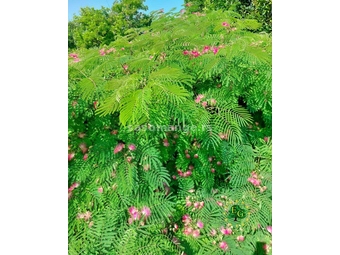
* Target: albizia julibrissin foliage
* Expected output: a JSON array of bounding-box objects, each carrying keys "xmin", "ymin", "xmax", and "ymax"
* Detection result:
[{"xmin": 68, "ymin": 9, "xmax": 272, "ymax": 255}]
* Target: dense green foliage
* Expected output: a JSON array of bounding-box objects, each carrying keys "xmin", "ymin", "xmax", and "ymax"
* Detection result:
[
  {"xmin": 184, "ymin": 0, "xmax": 272, "ymax": 32},
  {"xmin": 68, "ymin": 6, "xmax": 272, "ymax": 255}
]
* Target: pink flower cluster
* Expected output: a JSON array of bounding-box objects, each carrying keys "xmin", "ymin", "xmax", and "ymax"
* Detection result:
[
  {"xmin": 68, "ymin": 182, "xmax": 79, "ymax": 199},
  {"xmin": 163, "ymin": 138, "xmax": 171, "ymax": 147},
  {"xmin": 220, "ymin": 226, "xmax": 232, "ymax": 235},
  {"xmin": 114, "ymin": 143, "xmax": 125, "ymax": 154},
  {"xmin": 182, "ymin": 215, "xmax": 204, "ymax": 238},
  {"xmin": 266, "ymin": 225, "xmax": 272, "ymax": 234},
  {"xmin": 194, "ymin": 95, "xmax": 217, "ymax": 108},
  {"xmin": 248, "ymin": 171, "xmax": 262, "ymax": 186},
  {"xmin": 69, "ymin": 53, "xmax": 80, "ymax": 62},
  {"xmin": 195, "ymin": 94, "xmax": 204, "ymax": 103},
  {"xmin": 128, "ymin": 144, "xmax": 136, "ymax": 151},
  {"xmin": 219, "ymin": 241, "xmax": 228, "ymax": 251},
  {"xmin": 237, "ymin": 235, "xmax": 245, "ymax": 242},
  {"xmin": 128, "ymin": 206, "xmax": 151, "ymax": 224},
  {"xmin": 68, "ymin": 152, "xmax": 75, "ymax": 161},
  {"xmin": 222, "ymin": 22, "xmax": 230, "ymax": 27},
  {"xmin": 79, "ymin": 143, "xmax": 88, "ymax": 154},
  {"xmin": 99, "ymin": 48, "xmax": 116, "ymax": 56},
  {"xmin": 185, "ymin": 196, "xmax": 205, "ymax": 210},
  {"xmin": 219, "ymin": 133, "xmax": 228, "ymax": 140},
  {"xmin": 177, "ymin": 169, "xmax": 192, "ymax": 178},
  {"xmin": 77, "ymin": 211, "xmax": 92, "ymax": 221},
  {"xmin": 68, "ymin": 182, "xmax": 79, "ymax": 193},
  {"xmin": 183, "ymin": 45, "xmax": 222, "ymax": 58}
]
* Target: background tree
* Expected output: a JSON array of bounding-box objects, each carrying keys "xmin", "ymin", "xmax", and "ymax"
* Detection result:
[
  {"xmin": 71, "ymin": 7, "xmax": 115, "ymax": 49},
  {"xmin": 111, "ymin": 0, "xmax": 151, "ymax": 36},
  {"xmin": 68, "ymin": 0, "xmax": 151, "ymax": 49}
]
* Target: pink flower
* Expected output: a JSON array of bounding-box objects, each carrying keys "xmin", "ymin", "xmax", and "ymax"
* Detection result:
[
  {"xmin": 126, "ymin": 156, "xmax": 132, "ymax": 163},
  {"xmin": 123, "ymin": 64, "xmax": 128, "ymax": 70},
  {"xmin": 197, "ymin": 220, "xmax": 204, "ymax": 229},
  {"xmin": 263, "ymin": 244, "xmax": 270, "ymax": 253},
  {"xmin": 114, "ymin": 143, "xmax": 125, "ymax": 154},
  {"xmin": 128, "ymin": 144, "xmax": 136, "ymax": 151},
  {"xmin": 163, "ymin": 139, "xmax": 170, "ymax": 147},
  {"xmin": 68, "ymin": 153, "xmax": 75, "ymax": 161},
  {"xmin": 266, "ymin": 226, "xmax": 272, "ymax": 234},
  {"xmin": 69, "ymin": 53, "xmax": 78, "ymax": 58},
  {"xmin": 99, "ymin": 49, "xmax": 106, "ymax": 56},
  {"xmin": 83, "ymin": 154, "xmax": 88, "ymax": 160},
  {"xmin": 213, "ymin": 47, "xmax": 219, "ymax": 55},
  {"xmin": 210, "ymin": 98, "xmax": 217, "ymax": 105},
  {"xmin": 141, "ymin": 206, "xmax": 151, "ymax": 218},
  {"xmin": 222, "ymin": 22, "xmax": 230, "ymax": 27},
  {"xmin": 211, "ymin": 168, "xmax": 215, "ymax": 173},
  {"xmin": 199, "ymin": 201, "xmax": 204, "ymax": 208},
  {"xmin": 68, "ymin": 182, "xmax": 79, "ymax": 192},
  {"xmin": 260, "ymin": 186, "xmax": 267, "ymax": 193},
  {"xmin": 182, "ymin": 214, "xmax": 191, "ymax": 225},
  {"xmin": 191, "ymin": 50, "xmax": 200, "ymax": 58},
  {"xmin": 143, "ymin": 164, "xmax": 150, "ymax": 171},
  {"xmin": 237, "ymin": 235, "xmax": 245, "ymax": 241},
  {"xmin": 264, "ymin": 136, "xmax": 269, "ymax": 142},
  {"xmin": 73, "ymin": 58, "xmax": 80, "ymax": 62},
  {"xmin": 129, "ymin": 207, "xmax": 140, "ymax": 220},
  {"xmin": 98, "ymin": 187, "xmax": 103, "ymax": 193},
  {"xmin": 77, "ymin": 213, "xmax": 85, "ymax": 219},
  {"xmin": 79, "ymin": 143, "xmax": 88, "ymax": 154},
  {"xmin": 93, "ymin": 101, "xmax": 98, "ymax": 109},
  {"xmin": 111, "ymin": 130, "xmax": 118, "ymax": 135},
  {"xmin": 202, "ymin": 45, "xmax": 210, "ymax": 53},
  {"xmin": 210, "ymin": 229, "xmax": 217, "ymax": 236},
  {"xmin": 251, "ymin": 171, "xmax": 258, "ymax": 178},
  {"xmin": 219, "ymin": 241, "xmax": 228, "ymax": 251},
  {"xmin": 183, "ymin": 50, "xmax": 189, "ymax": 55},
  {"xmin": 129, "ymin": 206, "xmax": 138, "ymax": 215},
  {"xmin": 121, "ymin": 47, "xmax": 125, "ymax": 50},
  {"xmin": 217, "ymin": 201, "xmax": 223, "ymax": 206},
  {"xmin": 83, "ymin": 211, "xmax": 92, "ymax": 220},
  {"xmin": 194, "ymin": 94, "xmax": 204, "ymax": 103},
  {"xmin": 192, "ymin": 229, "xmax": 200, "ymax": 237},
  {"xmin": 149, "ymin": 55, "xmax": 154, "ymax": 59},
  {"xmin": 183, "ymin": 226, "xmax": 193, "ymax": 235},
  {"xmin": 201, "ymin": 101, "xmax": 207, "ymax": 107},
  {"xmin": 221, "ymin": 227, "xmax": 232, "ymax": 235},
  {"xmin": 248, "ymin": 177, "xmax": 261, "ymax": 186},
  {"xmin": 186, "ymin": 200, "xmax": 192, "ymax": 207}
]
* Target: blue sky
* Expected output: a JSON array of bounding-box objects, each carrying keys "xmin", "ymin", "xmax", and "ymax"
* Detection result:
[{"xmin": 68, "ymin": 0, "xmax": 184, "ymax": 20}]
